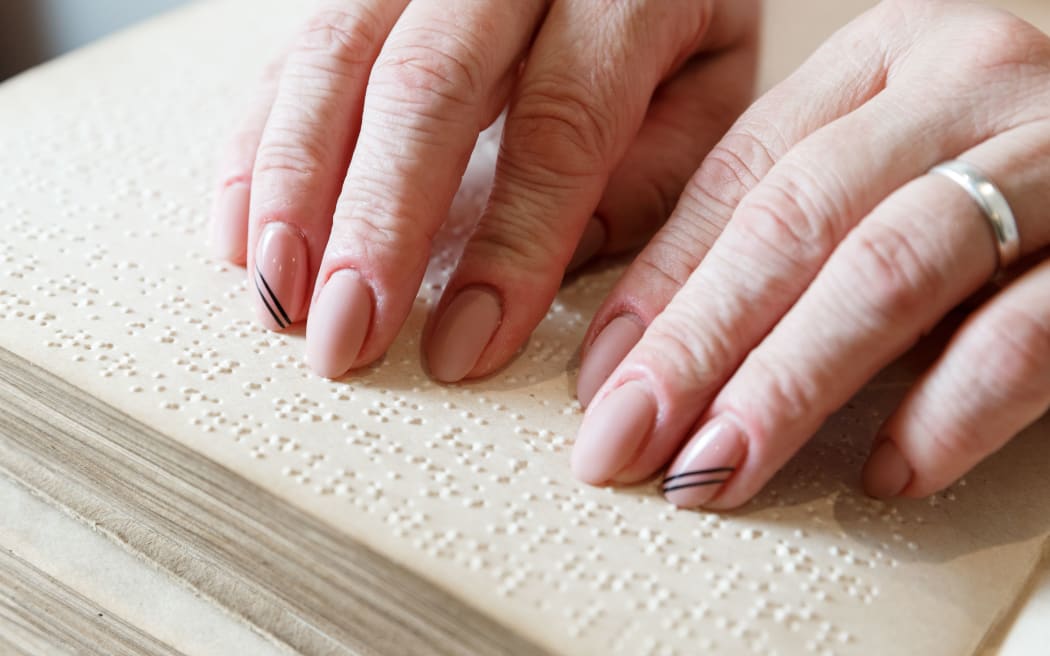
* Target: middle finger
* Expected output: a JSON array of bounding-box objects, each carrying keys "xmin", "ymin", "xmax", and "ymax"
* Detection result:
[
  {"xmin": 424, "ymin": 0, "xmax": 758, "ymax": 383},
  {"xmin": 304, "ymin": 0, "xmax": 548, "ymax": 378}
]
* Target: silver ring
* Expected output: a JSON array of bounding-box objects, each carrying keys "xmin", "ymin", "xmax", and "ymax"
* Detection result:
[{"xmin": 930, "ymin": 160, "xmax": 1021, "ymax": 269}]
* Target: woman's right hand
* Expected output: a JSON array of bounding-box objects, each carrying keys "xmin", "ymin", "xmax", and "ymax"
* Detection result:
[
  {"xmin": 570, "ymin": 0, "xmax": 1050, "ymax": 509},
  {"xmin": 209, "ymin": 0, "xmax": 759, "ymax": 380}
]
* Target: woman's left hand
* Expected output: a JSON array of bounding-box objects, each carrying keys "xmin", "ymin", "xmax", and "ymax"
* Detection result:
[
  {"xmin": 210, "ymin": 0, "xmax": 759, "ymax": 382},
  {"xmin": 571, "ymin": 0, "xmax": 1050, "ymax": 508}
]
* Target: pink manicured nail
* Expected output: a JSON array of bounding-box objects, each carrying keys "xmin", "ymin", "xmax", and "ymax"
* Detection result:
[
  {"xmin": 577, "ymin": 314, "xmax": 644, "ymax": 407},
  {"xmin": 211, "ymin": 182, "xmax": 250, "ymax": 262},
  {"xmin": 428, "ymin": 286, "xmax": 502, "ymax": 382},
  {"xmin": 253, "ymin": 222, "xmax": 308, "ymax": 331},
  {"xmin": 662, "ymin": 417, "xmax": 746, "ymax": 508},
  {"xmin": 862, "ymin": 440, "xmax": 912, "ymax": 499},
  {"xmin": 305, "ymin": 270, "xmax": 373, "ymax": 379},
  {"xmin": 566, "ymin": 217, "xmax": 607, "ymax": 273},
  {"xmin": 571, "ymin": 381, "xmax": 656, "ymax": 485}
]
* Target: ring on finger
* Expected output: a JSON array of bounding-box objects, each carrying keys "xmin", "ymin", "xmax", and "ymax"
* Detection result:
[{"xmin": 930, "ymin": 159, "xmax": 1021, "ymax": 269}]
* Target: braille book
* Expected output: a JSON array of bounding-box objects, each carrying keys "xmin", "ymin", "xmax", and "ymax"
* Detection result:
[{"xmin": 1, "ymin": 1, "xmax": 1048, "ymax": 654}]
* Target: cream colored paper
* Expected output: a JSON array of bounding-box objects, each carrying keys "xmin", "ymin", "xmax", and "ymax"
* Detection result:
[{"xmin": 1, "ymin": 1, "xmax": 1049, "ymax": 654}]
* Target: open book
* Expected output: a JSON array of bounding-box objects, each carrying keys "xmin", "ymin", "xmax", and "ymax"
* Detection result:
[{"xmin": 2, "ymin": 1, "xmax": 1048, "ymax": 654}]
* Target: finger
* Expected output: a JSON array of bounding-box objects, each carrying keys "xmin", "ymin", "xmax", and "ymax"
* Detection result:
[
  {"xmin": 572, "ymin": 6, "xmax": 1050, "ymax": 487},
  {"xmin": 863, "ymin": 259, "xmax": 1050, "ymax": 499},
  {"xmin": 248, "ymin": 2, "xmax": 408, "ymax": 331},
  {"xmin": 425, "ymin": 0, "xmax": 759, "ymax": 383},
  {"xmin": 864, "ymin": 180, "xmax": 1050, "ymax": 497},
  {"xmin": 305, "ymin": 0, "xmax": 547, "ymax": 378},
  {"xmin": 574, "ymin": 4, "xmax": 892, "ymax": 405},
  {"xmin": 428, "ymin": 0, "xmax": 713, "ymax": 382},
  {"xmin": 210, "ymin": 51, "xmax": 286, "ymax": 264},
  {"xmin": 666, "ymin": 121, "xmax": 1050, "ymax": 509},
  {"xmin": 566, "ymin": 38, "xmax": 759, "ymax": 273}
]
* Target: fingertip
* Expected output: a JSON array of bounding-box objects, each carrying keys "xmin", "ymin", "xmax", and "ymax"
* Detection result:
[
  {"xmin": 576, "ymin": 314, "xmax": 645, "ymax": 407},
  {"xmin": 569, "ymin": 444, "xmax": 606, "ymax": 486},
  {"xmin": 661, "ymin": 417, "xmax": 746, "ymax": 508},
  {"xmin": 862, "ymin": 439, "xmax": 913, "ymax": 499},
  {"xmin": 571, "ymin": 381, "xmax": 656, "ymax": 486},
  {"xmin": 426, "ymin": 287, "xmax": 503, "ymax": 383},
  {"xmin": 305, "ymin": 269, "xmax": 373, "ymax": 379},
  {"xmin": 253, "ymin": 222, "xmax": 309, "ymax": 332}
]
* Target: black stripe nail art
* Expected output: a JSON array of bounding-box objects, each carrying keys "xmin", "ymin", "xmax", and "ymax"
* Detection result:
[
  {"xmin": 661, "ymin": 467, "xmax": 735, "ymax": 494},
  {"xmin": 255, "ymin": 266, "xmax": 290, "ymax": 328},
  {"xmin": 661, "ymin": 479, "xmax": 730, "ymax": 494},
  {"xmin": 662, "ymin": 467, "xmax": 735, "ymax": 485},
  {"xmin": 254, "ymin": 273, "xmax": 286, "ymax": 329}
]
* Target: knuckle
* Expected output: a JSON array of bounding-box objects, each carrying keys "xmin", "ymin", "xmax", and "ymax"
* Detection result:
[
  {"xmin": 332, "ymin": 194, "xmax": 430, "ymax": 261},
  {"xmin": 698, "ymin": 127, "xmax": 783, "ymax": 208},
  {"xmin": 743, "ymin": 356, "xmax": 822, "ymax": 435},
  {"xmin": 841, "ymin": 219, "xmax": 943, "ymax": 324},
  {"xmin": 253, "ymin": 129, "xmax": 328, "ymax": 180},
  {"xmin": 959, "ymin": 11, "xmax": 1050, "ymax": 78},
  {"xmin": 371, "ymin": 27, "xmax": 486, "ymax": 111},
  {"xmin": 296, "ymin": 6, "xmax": 384, "ymax": 67},
  {"xmin": 506, "ymin": 74, "xmax": 619, "ymax": 177},
  {"xmin": 731, "ymin": 175, "xmax": 836, "ymax": 266},
  {"xmin": 630, "ymin": 224, "xmax": 710, "ymax": 290},
  {"xmin": 629, "ymin": 255, "xmax": 690, "ymax": 295},
  {"xmin": 642, "ymin": 312, "xmax": 732, "ymax": 397},
  {"xmin": 465, "ymin": 217, "xmax": 563, "ymax": 276}
]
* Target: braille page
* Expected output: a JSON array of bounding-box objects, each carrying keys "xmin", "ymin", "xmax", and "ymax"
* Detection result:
[{"xmin": 1, "ymin": 1, "xmax": 1048, "ymax": 654}]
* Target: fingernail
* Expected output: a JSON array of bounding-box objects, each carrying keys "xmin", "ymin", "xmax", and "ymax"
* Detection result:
[
  {"xmin": 662, "ymin": 417, "xmax": 746, "ymax": 508},
  {"xmin": 428, "ymin": 286, "xmax": 502, "ymax": 383},
  {"xmin": 566, "ymin": 217, "xmax": 607, "ymax": 273},
  {"xmin": 305, "ymin": 270, "xmax": 373, "ymax": 379},
  {"xmin": 576, "ymin": 314, "xmax": 644, "ymax": 407},
  {"xmin": 253, "ymin": 222, "xmax": 307, "ymax": 331},
  {"xmin": 862, "ymin": 439, "xmax": 912, "ymax": 499},
  {"xmin": 571, "ymin": 381, "xmax": 656, "ymax": 485},
  {"xmin": 211, "ymin": 182, "xmax": 250, "ymax": 262}
]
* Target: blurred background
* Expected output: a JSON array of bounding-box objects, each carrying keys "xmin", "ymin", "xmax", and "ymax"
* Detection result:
[{"xmin": 0, "ymin": 0, "xmax": 186, "ymax": 80}]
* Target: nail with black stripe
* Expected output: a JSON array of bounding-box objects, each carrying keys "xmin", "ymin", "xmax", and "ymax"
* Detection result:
[
  {"xmin": 662, "ymin": 417, "xmax": 746, "ymax": 508},
  {"xmin": 253, "ymin": 222, "xmax": 307, "ymax": 332}
]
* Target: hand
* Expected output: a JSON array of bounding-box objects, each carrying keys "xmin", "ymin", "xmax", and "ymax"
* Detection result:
[
  {"xmin": 209, "ymin": 0, "xmax": 759, "ymax": 380},
  {"xmin": 571, "ymin": 0, "xmax": 1050, "ymax": 508}
]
